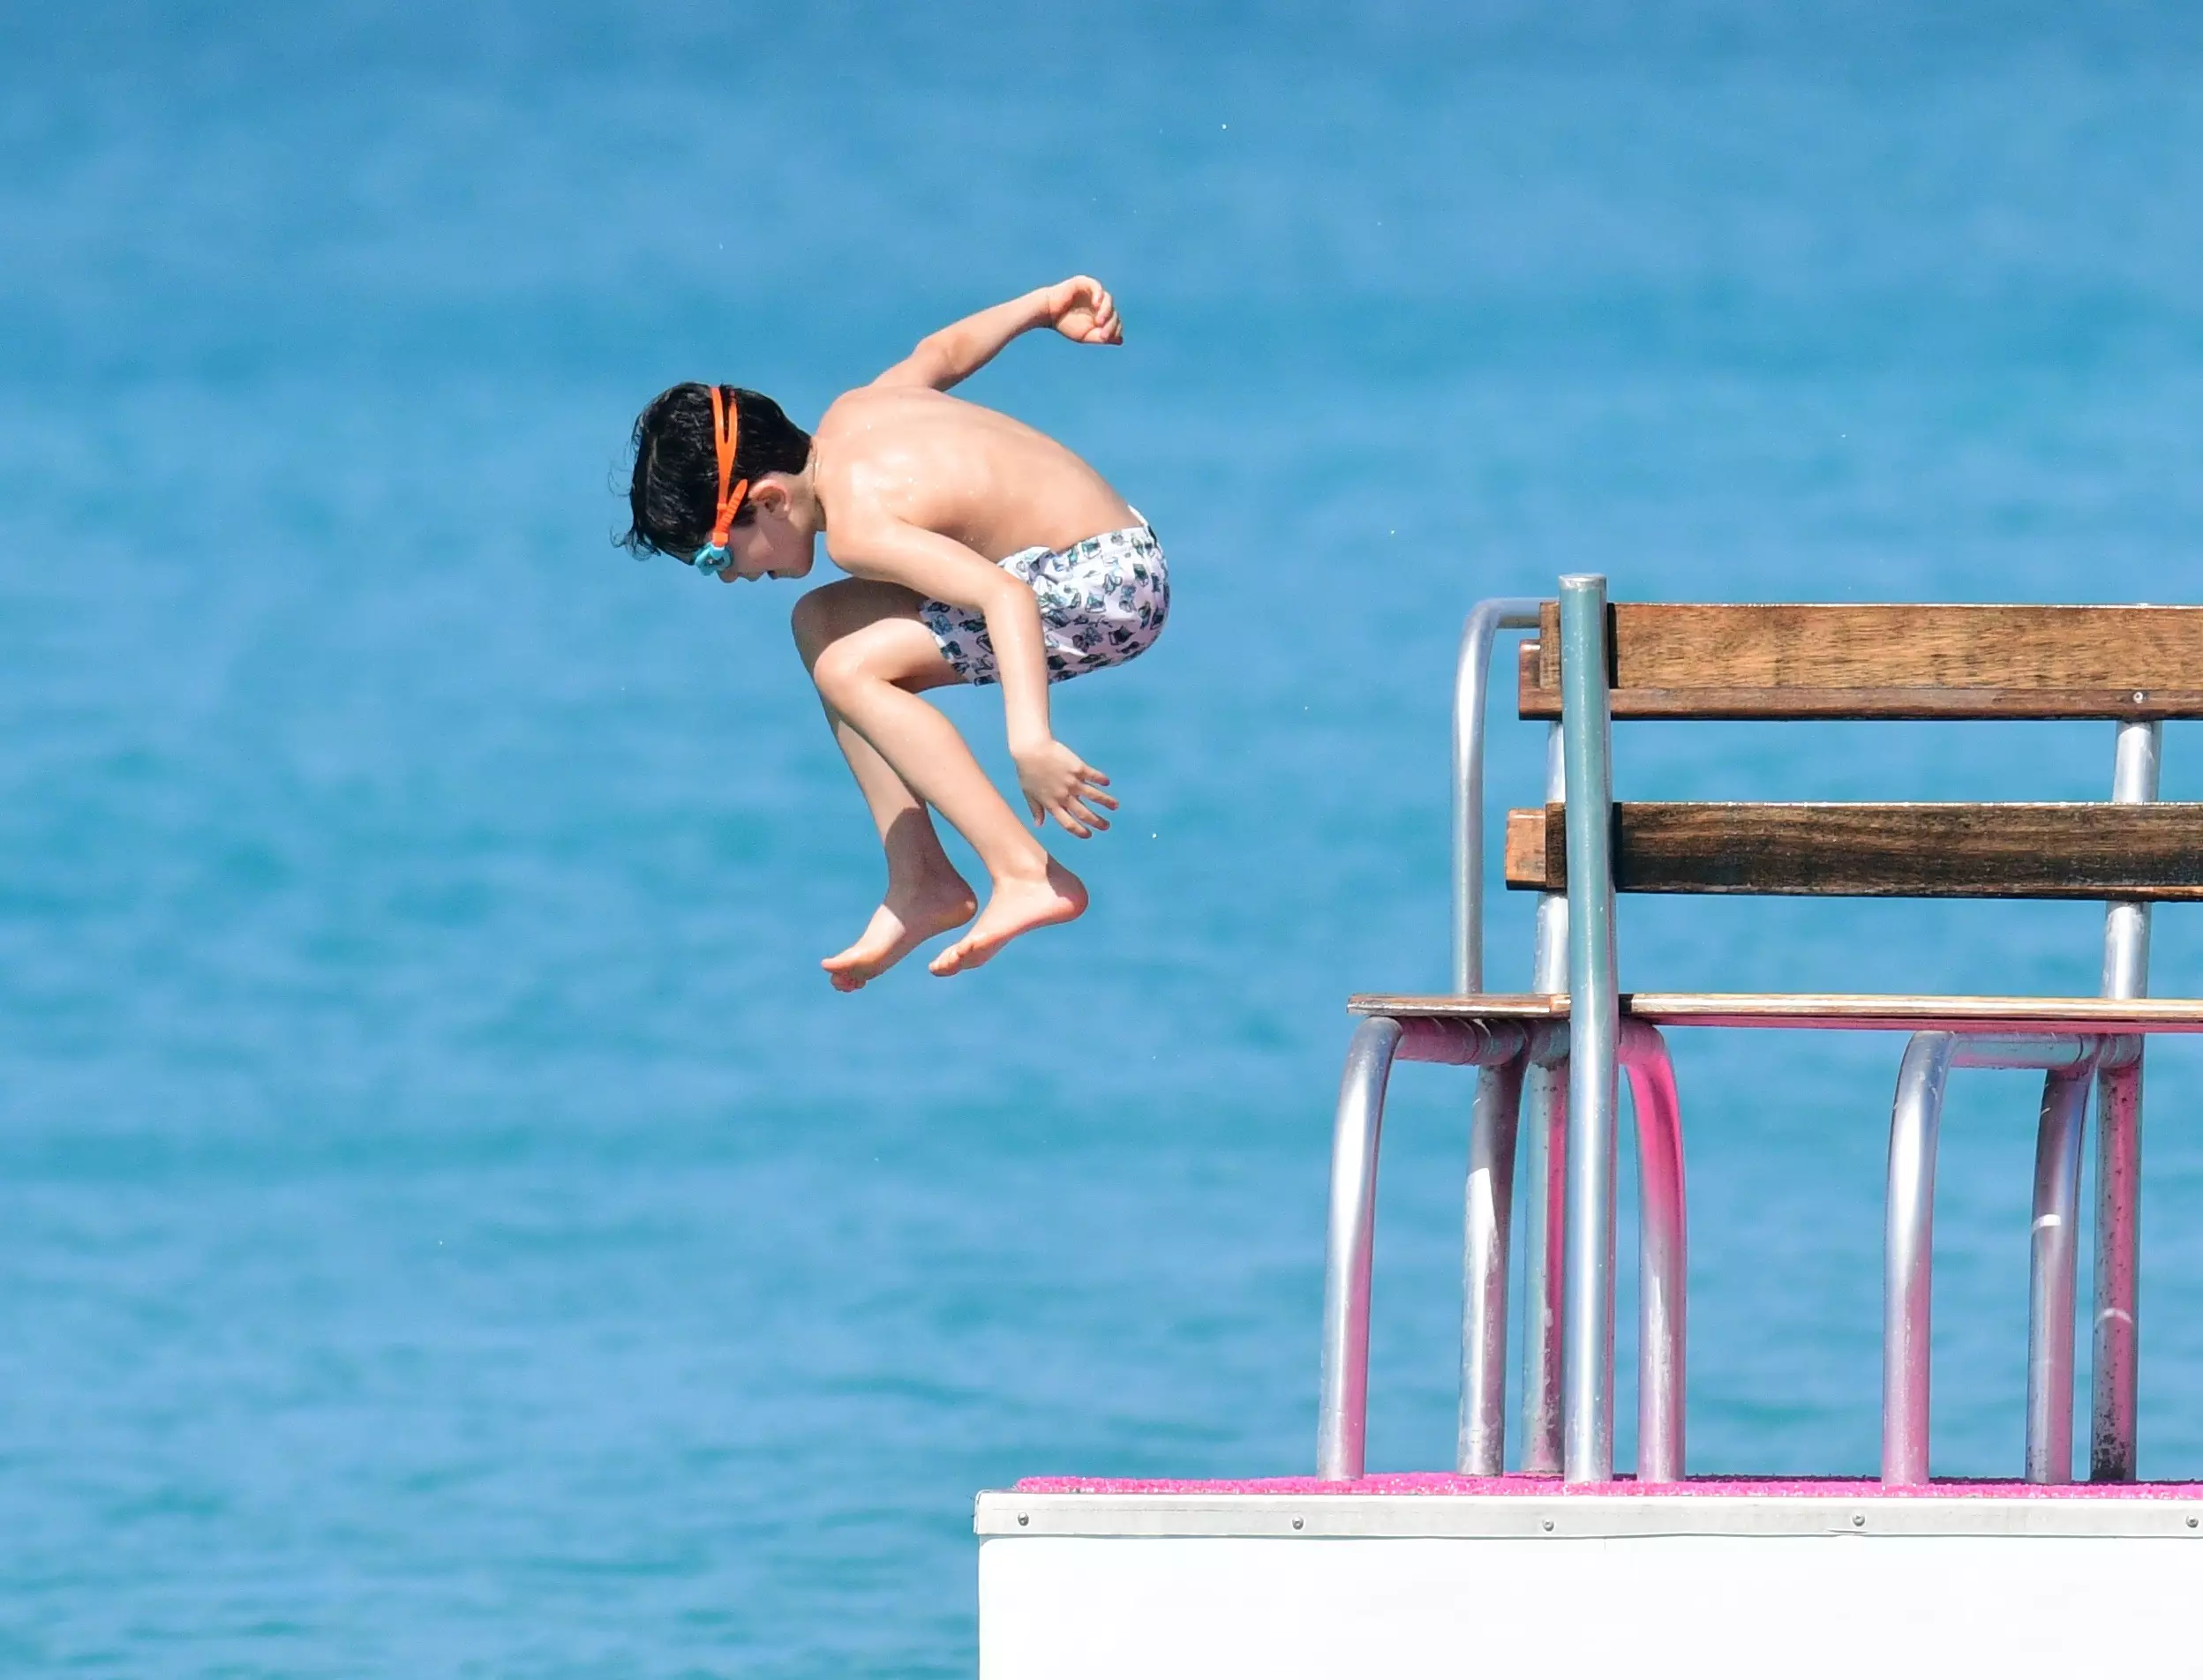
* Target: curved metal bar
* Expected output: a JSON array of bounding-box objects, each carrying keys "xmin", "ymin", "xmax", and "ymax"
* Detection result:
[
  {"xmin": 1622, "ymin": 1020, "xmax": 1688, "ymax": 1484},
  {"xmin": 1457, "ymin": 1055, "xmax": 1527, "ymax": 1475},
  {"xmin": 2026, "ymin": 1064, "xmax": 2094, "ymax": 1483},
  {"xmin": 1451, "ymin": 597, "xmax": 1545, "ymax": 995},
  {"xmin": 2093, "ymin": 716, "xmax": 2158, "ymax": 1481},
  {"xmin": 1559, "ymin": 575, "xmax": 1621, "ymax": 1484},
  {"xmin": 1885, "ymin": 1031, "xmax": 1958, "ymax": 1486},
  {"xmin": 1319, "ymin": 1016, "xmax": 1404, "ymax": 1480},
  {"xmin": 1395, "ymin": 1016, "xmax": 1530, "ymax": 1068},
  {"xmin": 1319, "ymin": 1016, "xmax": 1530, "ymax": 1481}
]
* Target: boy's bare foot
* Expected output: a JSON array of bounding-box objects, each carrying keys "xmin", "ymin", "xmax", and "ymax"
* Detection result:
[
  {"xmin": 928, "ymin": 859, "xmax": 1087, "ymax": 977},
  {"xmin": 823, "ymin": 875, "xmax": 979, "ymax": 991}
]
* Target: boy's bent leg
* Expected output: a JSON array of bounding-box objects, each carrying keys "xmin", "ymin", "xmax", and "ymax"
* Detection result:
[
  {"xmin": 794, "ymin": 582, "xmax": 979, "ymax": 989},
  {"xmin": 819, "ymin": 709, "xmax": 981, "ymax": 990},
  {"xmin": 807, "ymin": 606, "xmax": 1086, "ymax": 979}
]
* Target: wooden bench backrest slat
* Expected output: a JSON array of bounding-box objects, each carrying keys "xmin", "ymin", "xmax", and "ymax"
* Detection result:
[
  {"xmin": 1506, "ymin": 803, "xmax": 2203, "ymax": 900},
  {"xmin": 1517, "ymin": 603, "xmax": 2203, "ymax": 720}
]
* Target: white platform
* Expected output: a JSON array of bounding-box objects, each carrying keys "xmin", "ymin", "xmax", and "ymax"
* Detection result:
[{"xmin": 976, "ymin": 1490, "xmax": 2203, "ymax": 1679}]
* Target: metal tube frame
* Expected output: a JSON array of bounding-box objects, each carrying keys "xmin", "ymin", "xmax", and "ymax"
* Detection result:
[
  {"xmin": 1559, "ymin": 576, "xmax": 1621, "ymax": 1484},
  {"xmin": 1318, "ymin": 1017, "xmax": 1530, "ymax": 1480},
  {"xmin": 1883, "ymin": 1031, "xmax": 2118, "ymax": 1487}
]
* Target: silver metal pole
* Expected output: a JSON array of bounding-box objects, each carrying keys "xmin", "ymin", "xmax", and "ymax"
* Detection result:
[
  {"xmin": 1558, "ymin": 575, "xmax": 1620, "ymax": 1484},
  {"xmin": 1884, "ymin": 1031, "xmax": 1956, "ymax": 1487},
  {"xmin": 2093, "ymin": 1054, "xmax": 2143, "ymax": 1481},
  {"xmin": 2101, "ymin": 720, "xmax": 2161, "ymax": 999},
  {"xmin": 1517, "ymin": 725, "xmax": 1569, "ymax": 1475},
  {"xmin": 2026, "ymin": 1065, "xmax": 2094, "ymax": 1483},
  {"xmin": 1517, "ymin": 1064, "xmax": 1568, "ymax": 1477},
  {"xmin": 2093, "ymin": 717, "xmax": 2157, "ymax": 1481},
  {"xmin": 1319, "ymin": 1016, "xmax": 1404, "ymax": 1481},
  {"xmin": 1458, "ymin": 1055, "xmax": 1527, "ymax": 1475},
  {"xmin": 1623, "ymin": 1021, "xmax": 1688, "ymax": 1484},
  {"xmin": 1452, "ymin": 598, "xmax": 1544, "ymax": 995}
]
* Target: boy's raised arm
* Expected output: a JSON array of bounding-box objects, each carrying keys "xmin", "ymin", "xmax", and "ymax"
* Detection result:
[{"xmin": 872, "ymin": 277, "xmax": 1122, "ymax": 393}]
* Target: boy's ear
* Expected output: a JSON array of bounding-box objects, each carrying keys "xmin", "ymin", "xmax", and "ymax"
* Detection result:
[{"xmin": 750, "ymin": 476, "xmax": 793, "ymax": 519}]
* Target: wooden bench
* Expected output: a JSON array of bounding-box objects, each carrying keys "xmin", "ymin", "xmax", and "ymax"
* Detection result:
[{"xmin": 1318, "ymin": 585, "xmax": 2203, "ymax": 1489}]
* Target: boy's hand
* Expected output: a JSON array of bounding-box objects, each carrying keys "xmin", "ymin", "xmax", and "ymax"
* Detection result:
[
  {"xmin": 1013, "ymin": 738, "xmax": 1117, "ymax": 837},
  {"xmin": 1043, "ymin": 276, "xmax": 1123, "ymax": 346}
]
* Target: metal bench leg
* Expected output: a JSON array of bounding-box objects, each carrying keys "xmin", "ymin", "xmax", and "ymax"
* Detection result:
[
  {"xmin": 2091, "ymin": 717, "xmax": 2156, "ymax": 1481},
  {"xmin": 1884, "ymin": 1032, "xmax": 1957, "ymax": 1487},
  {"xmin": 1318, "ymin": 1016, "xmax": 1405, "ymax": 1480},
  {"xmin": 1517, "ymin": 1054, "xmax": 1568, "ymax": 1475},
  {"xmin": 2026, "ymin": 1064, "xmax": 2093, "ymax": 1483},
  {"xmin": 1624, "ymin": 1021, "xmax": 1688, "ymax": 1484},
  {"xmin": 2092, "ymin": 1046, "xmax": 2143, "ymax": 1481},
  {"xmin": 1457, "ymin": 1054, "xmax": 1527, "ymax": 1474}
]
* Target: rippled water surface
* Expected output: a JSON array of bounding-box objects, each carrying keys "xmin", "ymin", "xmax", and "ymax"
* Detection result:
[{"xmin": 9, "ymin": 4, "xmax": 2203, "ymax": 1672}]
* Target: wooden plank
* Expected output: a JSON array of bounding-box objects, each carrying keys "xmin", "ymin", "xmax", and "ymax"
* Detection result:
[
  {"xmin": 1502, "ymin": 807, "xmax": 1545, "ymax": 886},
  {"xmin": 1518, "ymin": 603, "xmax": 2203, "ymax": 720},
  {"xmin": 1348, "ymin": 993, "xmax": 2203, "ymax": 1032},
  {"xmin": 1501, "ymin": 803, "xmax": 2203, "ymax": 900}
]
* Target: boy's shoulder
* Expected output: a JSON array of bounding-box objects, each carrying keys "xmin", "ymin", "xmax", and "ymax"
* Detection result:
[
  {"xmin": 816, "ymin": 384, "xmax": 996, "ymax": 472},
  {"xmin": 818, "ymin": 381, "xmax": 958, "ymax": 431}
]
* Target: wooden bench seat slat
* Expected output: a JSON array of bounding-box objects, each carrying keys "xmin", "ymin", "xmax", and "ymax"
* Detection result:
[
  {"xmin": 1503, "ymin": 802, "xmax": 2203, "ymax": 900},
  {"xmin": 1348, "ymin": 993, "xmax": 2203, "ymax": 1032},
  {"xmin": 1517, "ymin": 604, "xmax": 2203, "ymax": 721}
]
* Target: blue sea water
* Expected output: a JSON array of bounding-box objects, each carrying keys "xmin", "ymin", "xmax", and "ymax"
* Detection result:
[{"xmin": 10, "ymin": 2, "xmax": 2203, "ymax": 1671}]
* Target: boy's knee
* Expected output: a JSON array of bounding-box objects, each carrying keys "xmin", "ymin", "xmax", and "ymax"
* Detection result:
[
  {"xmin": 809, "ymin": 636, "xmax": 874, "ymax": 704},
  {"xmin": 789, "ymin": 588, "xmax": 838, "ymax": 667}
]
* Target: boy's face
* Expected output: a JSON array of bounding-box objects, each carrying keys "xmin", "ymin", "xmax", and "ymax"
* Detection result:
[{"xmin": 713, "ymin": 478, "xmax": 816, "ymax": 583}]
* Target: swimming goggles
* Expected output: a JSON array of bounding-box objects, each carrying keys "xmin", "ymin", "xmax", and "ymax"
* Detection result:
[{"xmin": 689, "ymin": 385, "xmax": 750, "ymax": 576}]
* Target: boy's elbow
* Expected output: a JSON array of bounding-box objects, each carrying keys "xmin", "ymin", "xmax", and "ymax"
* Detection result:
[
  {"xmin": 918, "ymin": 335, "xmax": 964, "ymax": 386},
  {"xmin": 873, "ymin": 337, "xmax": 951, "ymax": 390},
  {"xmin": 979, "ymin": 573, "xmax": 1039, "ymax": 619}
]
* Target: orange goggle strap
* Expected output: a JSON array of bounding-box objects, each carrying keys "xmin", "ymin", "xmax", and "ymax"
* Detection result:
[{"xmin": 693, "ymin": 385, "xmax": 750, "ymax": 571}]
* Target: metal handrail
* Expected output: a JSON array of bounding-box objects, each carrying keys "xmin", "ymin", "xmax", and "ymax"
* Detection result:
[{"xmin": 1452, "ymin": 599, "xmax": 1545, "ymax": 994}]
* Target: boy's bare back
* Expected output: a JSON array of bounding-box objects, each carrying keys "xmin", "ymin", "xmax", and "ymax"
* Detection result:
[{"xmin": 814, "ymin": 386, "xmax": 1137, "ymax": 568}]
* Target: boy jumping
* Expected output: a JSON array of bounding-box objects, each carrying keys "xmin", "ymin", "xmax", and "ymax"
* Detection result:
[{"xmin": 620, "ymin": 277, "xmax": 1168, "ymax": 989}]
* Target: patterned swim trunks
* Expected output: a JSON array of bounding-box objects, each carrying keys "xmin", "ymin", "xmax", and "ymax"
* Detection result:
[{"xmin": 919, "ymin": 522, "xmax": 1169, "ymax": 686}]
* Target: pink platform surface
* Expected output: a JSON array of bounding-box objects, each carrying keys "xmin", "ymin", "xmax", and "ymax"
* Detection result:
[{"xmin": 1016, "ymin": 1472, "xmax": 2203, "ymax": 1500}]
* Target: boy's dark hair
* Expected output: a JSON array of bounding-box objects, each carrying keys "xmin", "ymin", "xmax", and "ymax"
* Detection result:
[{"xmin": 620, "ymin": 384, "xmax": 814, "ymax": 559}]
